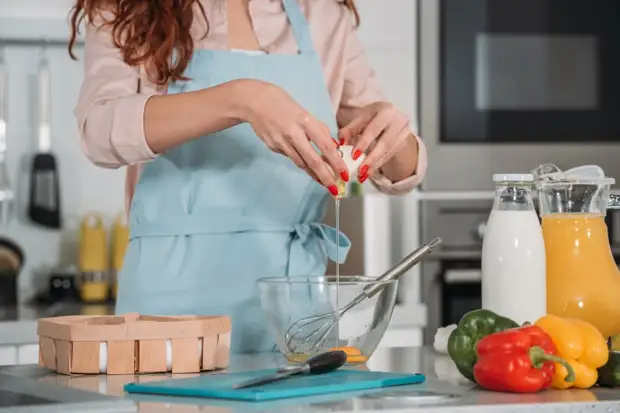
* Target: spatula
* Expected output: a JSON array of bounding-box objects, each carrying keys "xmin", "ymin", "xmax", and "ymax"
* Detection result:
[
  {"xmin": 232, "ymin": 350, "xmax": 347, "ymax": 389},
  {"xmin": 27, "ymin": 51, "xmax": 61, "ymax": 229}
]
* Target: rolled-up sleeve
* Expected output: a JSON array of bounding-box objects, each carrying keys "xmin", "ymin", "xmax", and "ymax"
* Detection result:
[
  {"xmin": 336, "ymin": 17, "xmax": 428, "ymax": 195},
  {"xmin": 74, "ymin": 16, "xmax": 159, "ymax": 169}
]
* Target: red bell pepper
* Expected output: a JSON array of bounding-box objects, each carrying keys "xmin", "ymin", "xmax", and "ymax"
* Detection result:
[{"xmin": 473, "ymin": 325, "xmax": 575, "ymax": 393}]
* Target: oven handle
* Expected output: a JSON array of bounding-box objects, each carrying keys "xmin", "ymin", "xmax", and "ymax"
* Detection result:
[{"xmin": 444, "ymin": 269, "xmax": 481, "ymax": 284}]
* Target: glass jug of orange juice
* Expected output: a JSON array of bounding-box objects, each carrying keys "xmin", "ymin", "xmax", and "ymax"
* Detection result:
[{"xmin": 534, "ymin": 164, "xmax": 620, "ymax": 338}]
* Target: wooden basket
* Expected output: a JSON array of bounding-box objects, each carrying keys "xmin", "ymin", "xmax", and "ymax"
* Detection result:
[{"xmin": 37, "ymin": 313, "xmax": 231, "ymax": 375}]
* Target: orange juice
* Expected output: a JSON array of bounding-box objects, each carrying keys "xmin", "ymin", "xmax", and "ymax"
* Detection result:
[{"xmin": 542, "ymin": 213, "xmax": 620, "ymax": 338}]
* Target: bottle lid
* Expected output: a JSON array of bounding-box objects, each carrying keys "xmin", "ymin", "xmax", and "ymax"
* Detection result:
[{"xmin": 493, "ymin": 174, "xmax": 534, "ymax": 182}]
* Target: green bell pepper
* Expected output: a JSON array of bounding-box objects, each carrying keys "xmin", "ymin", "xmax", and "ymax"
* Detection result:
[
  {"xmin": 447, "ymin": 309, "xmax": 519, "ymax": 382},
  {"xmin": 597, "ymin": 338, "xmax": 620, "ymax": 387}
]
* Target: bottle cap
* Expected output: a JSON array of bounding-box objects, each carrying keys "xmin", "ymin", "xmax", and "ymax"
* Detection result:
[{"xmin": 493, "ymin": 174, "xmax": 534, "ymax": 182}]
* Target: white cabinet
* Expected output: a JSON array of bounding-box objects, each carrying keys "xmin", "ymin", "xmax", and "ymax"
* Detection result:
[
  {"xmin": 379, "ymin": 327, "xmax": 423, "ymax": 349},
  {"xmin": 17, "ymin": 344, "xmax": 39, "ymax": 365},
  {"xmin": 0, "ymin": 0, "xmax": 74, "ymax": 19},
  {"xmin": 0, "ymin": 346, "xmax": 18, "ymax": 366}
]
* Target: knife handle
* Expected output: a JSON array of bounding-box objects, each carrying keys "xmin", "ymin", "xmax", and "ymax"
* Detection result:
[{"xmin": 307, "ymin": 350, "xmax": 347, "ymax": 374}]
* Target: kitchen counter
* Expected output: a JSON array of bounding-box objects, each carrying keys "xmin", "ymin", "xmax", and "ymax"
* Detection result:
[
  {"xmin": 0, "ymin": 303, "xmax": 427, "ymax": 346},
  {"xmin": 1, "ymin": 346, "xmax": 620, "ymax": 412},
  {"xmin": 0, "ymin": 303, "xmax": 115, "ymax": 345}
]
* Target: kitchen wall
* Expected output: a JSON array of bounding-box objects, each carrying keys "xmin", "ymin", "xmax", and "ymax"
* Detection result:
[
  {"xmin": 0, "ymin": 0, "xmax": 421, "ymax": 305},
  {"xmin": 0, "ymin": 6, "xmax": 130, "ymax": 301}
]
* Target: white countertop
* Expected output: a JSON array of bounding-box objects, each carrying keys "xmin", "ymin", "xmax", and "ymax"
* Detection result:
[
  {"xmin": 2, "ymin": 347, "xmax": 620, "ymax": 412},
  {"xmin": 0, "ymin": 303, "xmax": 427, "ymax": 346},
  {"xmin": 0, "ymin": 303, "xmax": 115, "ymax": 345}
]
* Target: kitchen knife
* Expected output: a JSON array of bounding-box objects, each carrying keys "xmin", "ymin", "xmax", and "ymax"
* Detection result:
[{"xmin": 233, "ymin": 350, "xmax": 347, "ymax": 389}]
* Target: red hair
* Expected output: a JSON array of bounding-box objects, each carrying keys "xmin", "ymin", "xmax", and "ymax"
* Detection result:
[{"xmin": 68, "ymin": 0, "xmax": 360, "ymax": 86}]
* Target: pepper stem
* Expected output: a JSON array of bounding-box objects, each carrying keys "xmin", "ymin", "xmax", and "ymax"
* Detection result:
[{"xmin": 529, "ymin": 346, "xmax": 575, "ymax": 383}]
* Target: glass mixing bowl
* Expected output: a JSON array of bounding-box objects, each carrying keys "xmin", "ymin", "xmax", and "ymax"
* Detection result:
[{"xmin": 257, "ymin": 275, "xmax": 399, "ymax": 365}]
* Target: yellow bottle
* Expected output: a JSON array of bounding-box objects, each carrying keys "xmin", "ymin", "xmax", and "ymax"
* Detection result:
[
  {"xmin": 111, "ymin": 213, "xmax": 129, "ymax": 300},
  {"xmin": 78, "ymin": 213, "xmax": 109, "ymax": 303}
]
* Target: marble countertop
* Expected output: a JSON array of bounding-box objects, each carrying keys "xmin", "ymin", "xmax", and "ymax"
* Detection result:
[{"xmin": 2, "ymin": 347, "xmax": 620, "ymax": 413}]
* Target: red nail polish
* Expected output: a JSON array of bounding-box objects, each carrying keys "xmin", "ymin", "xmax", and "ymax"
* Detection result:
[
  {"xmin": 352, "ymin": 150, "xmax": 362, "ymax": 161},
  {"xmin": 328, "ymin": 185, "xmax": 339, "ymax": 196},
  {"xmin": 340, "ymin": 170, "xmax": 349, "ymax": 182},
  {"xmin": 339, "ymin": 138, "xmax": 345, "ymax": 146},
  {"xmin": 359, "ymin": 164, "xmax": 369, "ymax": 176},
  {"xmin": 359, "ymin": 173, "xmax": 369, "ymax": 183}
]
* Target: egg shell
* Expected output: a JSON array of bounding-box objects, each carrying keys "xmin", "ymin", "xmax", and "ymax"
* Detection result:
[{"xmin": 339, "ymin": 145, "xmax": 366, "ymax": 182}]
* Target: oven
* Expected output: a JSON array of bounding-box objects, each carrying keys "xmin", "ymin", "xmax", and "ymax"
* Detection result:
[
  {"xmin": 418, "ymin": 0, "xmax": 620, "ymax": 191},
  {"xmin": 420, "ymin": 197, "xmax": 620, "ymax": 344}
]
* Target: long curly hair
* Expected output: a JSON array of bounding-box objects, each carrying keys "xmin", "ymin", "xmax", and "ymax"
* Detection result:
[{"xmin": 68, "ymin": 0, "xmax": 360, "ymax": 86}]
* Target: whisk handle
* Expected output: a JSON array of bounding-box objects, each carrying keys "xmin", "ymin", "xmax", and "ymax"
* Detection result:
[{"xmin": 362, "ymin": 237, "xmax": 442, "ymax": 299}]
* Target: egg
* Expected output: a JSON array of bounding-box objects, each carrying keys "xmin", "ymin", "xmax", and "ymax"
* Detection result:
[{"xmin": 339, "ymin": 145, "xmax": 366, "ymax": 182}]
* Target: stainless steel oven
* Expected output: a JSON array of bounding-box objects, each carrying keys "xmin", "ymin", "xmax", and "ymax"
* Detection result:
[
  {"xmin": 418, "ymin": 0, "xmax": 620, "ymax": 191},
  {"xmin": 420, "ymin": 195, "xmax": 620, "ymax": 344}
]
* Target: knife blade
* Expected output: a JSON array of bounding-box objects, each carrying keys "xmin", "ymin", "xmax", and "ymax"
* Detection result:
[{"xmin": 233, "ymin": 350, "xmax": 347, "ymax": 389}]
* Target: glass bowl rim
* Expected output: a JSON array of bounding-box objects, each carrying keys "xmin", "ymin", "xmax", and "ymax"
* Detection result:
[{"xmin": 257, "ymin": 275, "xmax": 398, "ymax": 286}]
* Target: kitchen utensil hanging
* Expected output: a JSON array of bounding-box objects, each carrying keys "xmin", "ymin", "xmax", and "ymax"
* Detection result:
[
  {"xmin": 0, "ymin": 43, "xmax": 14, "ymax": 227},
  {"xmin": 28, "ymin": 44, "xmax": 61, "ymax": 229}
]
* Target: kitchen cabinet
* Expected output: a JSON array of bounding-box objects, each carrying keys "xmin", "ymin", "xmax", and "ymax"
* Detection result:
[
  {"xmin": 17, "ymin": 344, "xmax": 39, "ymax": 365},
  {"xmin": 0, "ymin": 345, "xmax": 17, "ymax": 366},
  {"xmin": 0, "ymin": 332, "xmax": 418, "ymax": 366},
  {"xmin": 379, "ymin": 327, "xmax": 423, "ymax": 349},
  {"xmin": 0, "ymin": 344, "xmax": 39, "ymax": 365},
  {"xmin": 0, "ymin": 0, "xmax": 74, "ymax": 19}
]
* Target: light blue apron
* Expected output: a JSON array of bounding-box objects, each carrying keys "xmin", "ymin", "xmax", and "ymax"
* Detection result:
[{"xmin": 116, "ymin": 0, "xmax": 351, "ymax": 354}]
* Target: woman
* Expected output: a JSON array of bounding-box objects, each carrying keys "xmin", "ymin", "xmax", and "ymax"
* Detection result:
[{"xmin": 70, "ymin": 0, "xmax": 428, "ymax": 353}]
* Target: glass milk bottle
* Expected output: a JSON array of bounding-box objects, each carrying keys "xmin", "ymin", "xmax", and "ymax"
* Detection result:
[{"xmin": 481, "ymin": 174, "xmax": 546, "ymax": 324}]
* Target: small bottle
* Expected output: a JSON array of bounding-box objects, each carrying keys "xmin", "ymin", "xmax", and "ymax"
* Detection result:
[
  {"xmin": 111, "ymin": 213, "xmax": 129, "ymax": 300},
  {"xmin": 78, "ymin": 213, "xmax": 109, "ymax": 303},
  {"xmin": 481, "ymin": 174, "xmax": 546, "ymax": 324}
]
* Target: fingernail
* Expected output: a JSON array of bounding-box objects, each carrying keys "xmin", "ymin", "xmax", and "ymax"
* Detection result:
[
  {"xmin": 328, "ymin": 185, "xmax": 339, "ymax": 196},
  {"xmin": 359, "ymin": 164, "xmax": 369, "ymax": 176},
  {"xmin": 340, "ymin": 170, "xmax": 349, "ymax": 182},
  {"xmin": 339, "ymin": 138, "xmax": 345, "ymax": 146},
  {"xmin": 334, "ymin": 139, "xmax": 340, "ymax": 148},
  {"xmin": 359, "ymin": 173, "xmax": 369, "ymax": 183},
  {"xmin": 352, "ymin": 150, "xmax": 362, "ymax": 161}
]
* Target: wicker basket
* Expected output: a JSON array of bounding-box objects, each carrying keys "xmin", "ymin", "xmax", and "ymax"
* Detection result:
[{"xmin": 37, "ymin": 313, "xmax": 231, "ymax": 375}]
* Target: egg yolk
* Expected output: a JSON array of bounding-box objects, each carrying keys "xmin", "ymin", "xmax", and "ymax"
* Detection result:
[{"xmin": 329, "ymin": 346, "xmax": 368, "ymax": 364}]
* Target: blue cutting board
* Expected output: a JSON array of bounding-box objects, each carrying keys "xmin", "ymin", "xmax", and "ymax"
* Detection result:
[{"xmin": 124, "ymin": 369, "xmax": 426, "ymax": 402}]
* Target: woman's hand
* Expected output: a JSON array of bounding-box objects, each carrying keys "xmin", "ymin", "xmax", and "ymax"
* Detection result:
[
  {"xmin": 338, "ymin": 102, "xmax": 412, "ymax": 183},
  {"xmin": 241, "ymin": 80, "xmax": 348, "ymax": 196}
]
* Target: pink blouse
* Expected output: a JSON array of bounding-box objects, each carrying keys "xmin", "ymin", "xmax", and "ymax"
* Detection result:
[{"xmin": 74, "ymin": 0, "xmax": 428, "ymax": 211}]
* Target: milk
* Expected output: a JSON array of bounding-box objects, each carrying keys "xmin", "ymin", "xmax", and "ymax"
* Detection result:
[{"xmin": 481, "ymin": 209, "xmax": 546, "ymax": 324}]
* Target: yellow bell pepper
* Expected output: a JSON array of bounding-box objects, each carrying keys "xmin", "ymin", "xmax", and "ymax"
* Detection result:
[{"xmin": 535, "ymin": 315, "xmax": 608, "ymax": 389}]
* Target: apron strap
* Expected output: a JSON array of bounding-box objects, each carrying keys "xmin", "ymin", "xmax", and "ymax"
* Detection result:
[
  {"xmin": 129, "ymin": 217, "xmax": 352, "ymax": 269},
  {"xmin": 282, "ymin": 0, "xmax": 316, "ymax": 55},
  {"xmin": 287, "ymin": 222, "xmax": 351, "ymax": 276}
]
